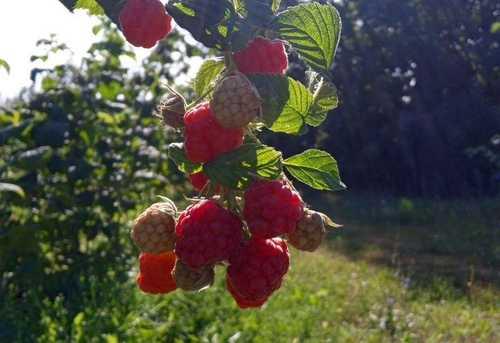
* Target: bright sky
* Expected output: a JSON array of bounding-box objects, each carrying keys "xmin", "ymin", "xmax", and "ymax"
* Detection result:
[{"xmin": 0, "ymin": 1, "xmax": 201, "ymax": 102}]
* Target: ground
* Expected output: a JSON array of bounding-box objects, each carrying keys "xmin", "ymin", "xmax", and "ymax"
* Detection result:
[{"xmin": 36, "ymin": 194, "xmax": 500, "ymax": 342}]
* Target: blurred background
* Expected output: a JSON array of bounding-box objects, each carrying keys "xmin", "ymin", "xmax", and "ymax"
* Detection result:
[{"xmin": 1, "ymin": 0, "xmax": 499, "ymax": 342}]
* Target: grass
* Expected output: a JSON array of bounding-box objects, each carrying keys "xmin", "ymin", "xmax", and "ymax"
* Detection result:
[
  {"xmin": 4, "ymin": 194, "xmax": 500, "ymax": 342},
  {"xmin": 36, "ymin": 248, "xmax": 498, "ymax": 342}
]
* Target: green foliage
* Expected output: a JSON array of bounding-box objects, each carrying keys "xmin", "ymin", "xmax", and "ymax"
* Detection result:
[
  {"xmin": 204, "ymin": 143, "xmax": 282, "ymax": 189},
  {"xmin": 275, "ymin": 3, "xmax": 342, "ymax": 74},
  {"xmin": 168, "ymin": 142, "xmax": 203, "ymax": 174},
  {"xmin": 166, "ymin": 0, "xmax": 237, "ymax": 49},
  {"xmin": 192, "ymin": 59, "xmax": 225, "ymax": 97},
  {"xmin": 0, "ymin": 58, "xmax": 10, "ymax": 74},
  {"xmin": 249, "ymin": 75, "xmax": 314, "ymax": 135},
  {"xmin": 0, "ymin": 182, "xmax": 25, "ymax": 197},
  {"xmin": 74, "ymin": 0, "xmax": 104, "ymax": 15},
  {"xmin": 0, "ymin": 22, "xmax": 203, "ymax": 341},
  {"xmin": 284, "ymin": 149, "xmax": 345, "ymax": 191},
  {"xmin": 307, "ymin": 78, "xmax": 339, "ymax": 127},
  {"xmin": 491, "ymin": 22, "xmax": 500, "ymax": 33}
]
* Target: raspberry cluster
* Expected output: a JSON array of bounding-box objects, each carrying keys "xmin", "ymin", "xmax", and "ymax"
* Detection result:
[{"xmin": 129, "ymin": 31, "xmax": 335, "ymax": 309}]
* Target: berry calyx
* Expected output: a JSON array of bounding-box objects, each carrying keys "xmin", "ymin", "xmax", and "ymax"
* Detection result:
[
  {"xmin": 173, "ymin": 259, "xmax": 215, "ymax": 292},
  {"xmin": 244, "ymin": 179, "xmax": 304, "ymax": 239},
  {"xmin": 210, "ymin": 71, "xmax": 262, "ymax": 128},
  {"xmin": 119, "ymin": 0, "xmax": 173, "ymax": 49},
  {"xmin": 137, "ymin": 252, "xmax": 177, "ymax": 294},
  {"xmin": 227, "ymin": 238, "xmax": 290, "ymax": 309},
  {"xmin": 184, "ymin": 103, "xmax": 244, "ymax": 163},
  {"xmin": 175, "ymin": 199, "xmax": 244, "ymax": 270},
  {"xmin": 287, "ymin": 209, "xmax": 326, "ymax": 252},
  {"xmin": 132, "ymin": 202, "xmax": 177, "ymax": 254},
  {"xmin": 234, "ymin": 37, "xmax": 288, "ymax": 75},
  {"xmin": 156, "ymin": 87, "xmax": 186, "ymax": 128}
]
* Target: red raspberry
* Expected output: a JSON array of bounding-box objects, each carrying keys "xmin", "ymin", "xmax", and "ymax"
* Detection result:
[
  {"xmin": 226, "ymin": 277, "xmax": 268, "ymax": 309},
  {"xmin": 119, "ymin": 0, "xmax": 173, "ymax": 48},
  {"xmin": 227, "ymin": 238, "xmax": 290, "ymax": 309},
  {"xmin": 234, "ymin": 37, "xmax": 288, "ymax": 75},
  {"xmin": 184, "ymin": 103, "xmax": 244, "ymax": 163},
  {"xmin": 244, "ymin": 180, "xmax": 304, "ymax": 239},
  {"xmin": 136, "ymin": 252, "xmax": 177, "ymax": 294},
  {"xmin": 175, "ymin": 200, "xmax": 244, "ymax": 270},
  {"xmin": 189, "ymin": 172, "xmax": 222, "ymax": 193}
]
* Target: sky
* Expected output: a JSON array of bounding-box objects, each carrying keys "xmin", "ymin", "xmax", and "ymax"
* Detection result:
[{"xmin": 0, "ymin": 1, "xmax": 200, "ymax": 102}]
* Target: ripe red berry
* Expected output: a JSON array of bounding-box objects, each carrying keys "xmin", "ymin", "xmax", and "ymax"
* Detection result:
[
  {"xmin": 244, "ymin": 179, "xmax": 304, "ymax": 239},
  {"xmin": 184, "ymin": 103, "xmax": 244, "ymax": 163},
  {"xmin": 189, "ymin": 171, "xmax": 222, "ymax": 193},
  {"xmin": 136, "ymin": 252, "xmax": 177, "ymax": 294},
  {"xmin": 227, "ymin": 238, "xmax": 290, "ymax": 309},
  {"xmin": 226, "ymin": 277, "xmax": 268, "ymax": 309},
  {"xmin": 119, "ymin": 0, "xmax": 173, "ymax": 49},
  {"xmin": 175, "ymin": 200, "xmax": 244, "ymax": 270},
  {"xmin": 234, "ymin": 37, "xmax": 288, "ymax": 75}
]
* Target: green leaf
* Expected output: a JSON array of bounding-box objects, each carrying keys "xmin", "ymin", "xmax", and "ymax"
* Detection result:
[
  {"xmin": 167, "ymin": 143, "xmax": 202, "ymax": 174},
  {"xmin": 491, "ymin": 22, "xmax": 500, "ymax": 34},
  {"xmin": 74, "ymin": 0, "xmax": 104, "ymax": 15},
  {"xmin": 272, "ymin": 0, "xmax": 282, "ymax": 13},
  {"xmin": 275, "ymin": 3, "xmax": 342, "ymax": 74},
  {"xmin": 0, "ymin": 183, "xmax": 25, "ymax": 198},
  {"xmin": 233, "ymin": 0, "xmax": 274, "ymax": 25},
  {"xmin": 192, "ymin": 59, "xmax": 225, "ymax": 97},
  {"xmin": 0, "ymin": 58, "xmax": 10, "ymax": 74},
  {"xmin": 166, "ymin": 0, "xmax": 237, "ymax": 49},
  {"xmin": 284, "ymin": 149, "xmax": 346, "ymax": 191},
  {"xmin": 204, "ymin": 144, "xmax": 282, "ymax": 189},
  {"xmin": 12, "ymin": 146, "xmax": 53, "ymax": 171},
  {"xmin": 306, "ymin": 79, "xmax": 339, "ymax": 127},
  {"xmin": 249, "ymin": 75, "xmax": 313, "ymax": 135}
]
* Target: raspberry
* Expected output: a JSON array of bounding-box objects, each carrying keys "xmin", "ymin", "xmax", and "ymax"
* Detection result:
[
  {"xmin": 119, "ymin": 0, "xmax": 173, "ymax": 49},
  {"xmin": 175, "ymin": 199, "xmax": 244, "ymax": 270},
  {"xmin": 226, "ymin": 277, "xmax": 268, "ymax": 309},
  {"xmin": 243, "ymin": 179, "xmax": 304, "ymax": 239},
  {"xmin": 136, "ymin": 252, "xmax": 177, "ymax": 294},
  {"xmin": 287, "ymin": 209, "xmax": 326, "ymax": 252},
  {"xmin": 173, "ymin": 259, "xmax": 215, "ymax": 292},
  {"xmin": 227, "ymin": 238, "xmax": 290, "ymax": 308},
  {"xmin": 132, "ymin": 201, "xmax": 177, "ymax": 254},
  {"xmin": 184, "ymin": 103, "xmax": 244, "ymax": 163},
  {"xmin": 189, "ymin": 172, "xmax": 222, "ymax": 193},
  {"xmin": 210, "ymin": 71, "xmax": 262, "ymax": 128},
  {"xmin": 234, "ymin": 37, "xmax": 288, "ymax": 75}
]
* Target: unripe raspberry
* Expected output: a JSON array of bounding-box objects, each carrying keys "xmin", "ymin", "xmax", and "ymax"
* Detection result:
[
  {"xmin": 132, "ymin": 201, "xmax": 177, "ymax": 254},
  {"xmin": 172, "ymin": 259, "xmax": 215, "ymax": 292},
  {"xmin": 157, "ymin": 88, "xmax": 186, "ymax": 128},
  {"xmin": 189, "ymin": 172, "xmax": 222, "ymax": 193},
  {"xmin": 184, "ymin": 103, "xmax": 244, "ymax": 163},
  {"xmin": 136, "ymin": 252, "xmax": 177, "ymax": 294},
  {"xmin": 175, "ymin": 199, "xmax": 244, "ymax": 270},
  {"xmin": 287, "ymin": 209, "xmax": 326, "ymax": 252},
  {"xmin": 119, "ymin": 0, "xmax": 173, "ymax": 49},
  {"xmin": 227, "ymin": 238, "xmax": 290, "ymax": 309},
  {"xmin": 210, "ymin": 72, "xmax": 262, "ymax": 128},
  {"xmin": 234, "ymin": 37, "xmax": 288, "ymax": 75},
  {"xmin": 244, "ymin": 179, "xmax": 304, "ymax": 239}
]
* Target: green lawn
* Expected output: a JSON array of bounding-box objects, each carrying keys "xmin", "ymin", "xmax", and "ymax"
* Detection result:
[{"xmin": 12, "ymin": 195, "xmax": 500, "ymax": 342}]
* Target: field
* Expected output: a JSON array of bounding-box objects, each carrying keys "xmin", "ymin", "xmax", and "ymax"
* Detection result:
[{"xmin": 10, "ymin": 194, "xmax": 494, "ymax": 342}]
